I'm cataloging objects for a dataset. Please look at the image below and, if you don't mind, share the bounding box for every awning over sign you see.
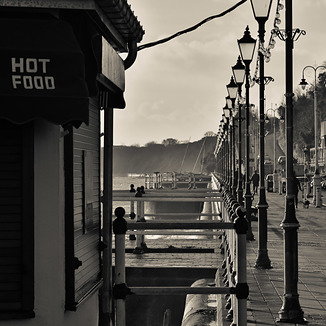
[0,17,90,127]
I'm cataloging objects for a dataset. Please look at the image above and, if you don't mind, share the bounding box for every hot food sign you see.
[11,57,55,90]
[0,18,90,127]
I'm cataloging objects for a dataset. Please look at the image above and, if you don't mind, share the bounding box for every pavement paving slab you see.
[247,192,326,326]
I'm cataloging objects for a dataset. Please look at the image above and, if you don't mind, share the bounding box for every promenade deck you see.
[112,190,326,325]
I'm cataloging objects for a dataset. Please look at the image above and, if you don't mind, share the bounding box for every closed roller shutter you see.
[0,120,34,319]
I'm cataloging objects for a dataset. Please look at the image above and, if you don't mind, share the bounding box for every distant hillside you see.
[112,137,216,176]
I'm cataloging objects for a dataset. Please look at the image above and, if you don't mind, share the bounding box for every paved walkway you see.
[247,191,326,325]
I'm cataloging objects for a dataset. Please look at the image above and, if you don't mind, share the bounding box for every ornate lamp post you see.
[220,117,226,184]
[250,107,259,172]
[274,0,306,322]
[223,108,231,190]
[237,26,256,240]
[299,65,326,207]
[216,124,224,180]
[265,106,281,193]
[232,56,245,205]
[303,146,310,200]
[226,77,238,198]
[250,0,273,269]
[222,115,229,187]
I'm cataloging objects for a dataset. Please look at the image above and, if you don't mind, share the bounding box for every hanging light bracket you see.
[272,28,306,42]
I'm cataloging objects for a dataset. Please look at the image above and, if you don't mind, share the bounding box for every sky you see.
[113,0,326,146]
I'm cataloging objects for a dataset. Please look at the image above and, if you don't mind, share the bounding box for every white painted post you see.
[136,200,142,249]
[134,199,146,252]
[113,207,128,326]
[130,200,134,216]
[234,207,248,326]
[172,172,176,189]
[140,200,146,248]
[129,200,136,240]
[115,235,126,326]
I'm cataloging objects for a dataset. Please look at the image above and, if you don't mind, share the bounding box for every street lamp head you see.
[225,97,233,110]
[232,56,245,85]
[219,120,224,132]
[237,26,256,64]
[299,78,308,90]
[223,105,231,119]
[226,76,238,100]
[250,0,273,22]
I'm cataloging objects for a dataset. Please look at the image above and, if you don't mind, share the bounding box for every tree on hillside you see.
[162,138,178,146]
[202,152,216,173]
[203,131,216,137]
[291,66,326,151]
[145,141,157,147]
[316,70,326,122]
[276,66,326,159]
[277,94,314,158]
[293,94,314,149]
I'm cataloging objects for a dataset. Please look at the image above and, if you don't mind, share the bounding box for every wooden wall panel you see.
[72,98,101,303]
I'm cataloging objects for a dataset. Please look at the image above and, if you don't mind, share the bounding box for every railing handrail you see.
[112,196,222,202]
[126,220,234,230]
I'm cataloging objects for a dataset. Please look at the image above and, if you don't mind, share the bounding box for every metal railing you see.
[112,178,248,325]
[211,173,249,324]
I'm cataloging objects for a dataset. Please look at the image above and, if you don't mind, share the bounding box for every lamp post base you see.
[255,249,271,269]
[313,173,322,207]
[255,187,271,268]
[278,294,306,324]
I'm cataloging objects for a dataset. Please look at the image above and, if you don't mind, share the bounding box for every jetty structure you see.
[112,173,249,325]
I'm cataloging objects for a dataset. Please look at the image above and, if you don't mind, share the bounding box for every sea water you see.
[112,175,145,214]
[113,175,145,191]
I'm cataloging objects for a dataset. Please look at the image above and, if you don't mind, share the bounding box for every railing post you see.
[130,200,135,216]
[172,172,176,189]
[134,199,147,254]
[136,200,142,249]
[129,200,136,241]
[113,207,129,326]
[234,206,249,326]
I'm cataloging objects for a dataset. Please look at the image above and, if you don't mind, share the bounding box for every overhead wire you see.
[137,0,248,51]
[135,0,284,90]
